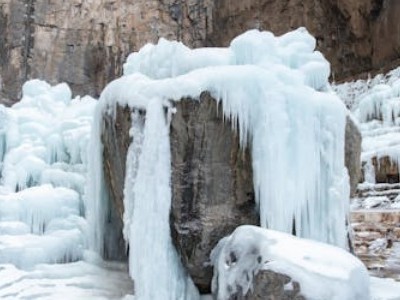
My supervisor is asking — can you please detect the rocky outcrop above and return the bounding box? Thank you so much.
[1,0,400,103]
[345,117,362,197]
[210,0,400,81]
[0,0,212,104]
[169,93,259,293]
[230,270,305,300]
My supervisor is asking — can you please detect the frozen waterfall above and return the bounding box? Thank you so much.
[0,80,133,299]
[1,28,356,299]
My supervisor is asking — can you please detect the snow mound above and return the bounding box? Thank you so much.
[211,225,370,300]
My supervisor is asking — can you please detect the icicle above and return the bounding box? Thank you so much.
[122,110,145,243]
[125,99,199,300]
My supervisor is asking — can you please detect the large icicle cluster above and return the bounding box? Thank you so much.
[0,80,134,299]
[0,80,95,268]
[90,28,350,300]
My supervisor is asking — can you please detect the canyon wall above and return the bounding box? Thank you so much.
[1,0,400,104]
[0,0,212,103]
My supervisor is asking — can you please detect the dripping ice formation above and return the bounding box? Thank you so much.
[0,80,133,298]
[335,67,400,208]
[0,80,92,266]
[89,28,350,299]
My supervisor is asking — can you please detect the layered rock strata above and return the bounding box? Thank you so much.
[2,0,400,103]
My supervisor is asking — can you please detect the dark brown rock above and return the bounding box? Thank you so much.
[2,0,400,103]
[209,0,400,82]
[0,0,212,103]
[169,92,259,293]
[102,105,133,223]
[371,156,399,184]
[101,105,135,261]
[100,93,259,289]
[345,117,362,197]
[100,93,358,292]
[229,270,306,300]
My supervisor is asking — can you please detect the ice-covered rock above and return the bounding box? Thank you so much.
[91,28,351,299]
[211,226,370,300]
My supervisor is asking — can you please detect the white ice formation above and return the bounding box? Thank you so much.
[335,67,400,209]
[0,80,133,298]
[88,28,351,300]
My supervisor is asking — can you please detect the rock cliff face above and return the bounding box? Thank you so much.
[0,0,212,103]
[1,0,400,103]
[101,105,133,260]
[210,0,400,80]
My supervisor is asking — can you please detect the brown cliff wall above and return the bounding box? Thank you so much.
[209,0,400,81]
[0,0,212,103]
[1,0,399,104]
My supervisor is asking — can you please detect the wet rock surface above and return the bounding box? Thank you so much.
[100,93,361,292]
[102,105,133,260]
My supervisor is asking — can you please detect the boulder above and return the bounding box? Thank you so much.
[100,93,360,292]
[100,93,259,286]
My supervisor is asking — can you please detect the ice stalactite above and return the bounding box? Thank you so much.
[124,99,199,299]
